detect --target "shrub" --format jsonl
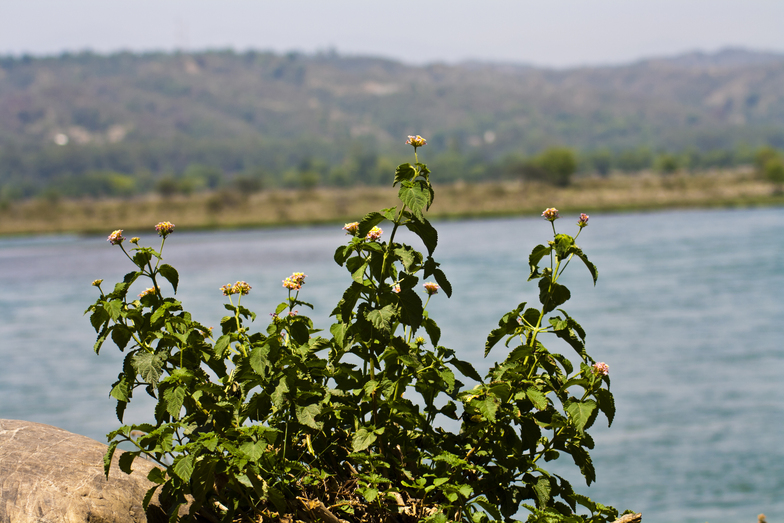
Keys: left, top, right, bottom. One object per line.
{"left": 88, "top": 138, "right": 629, "bottom": 523}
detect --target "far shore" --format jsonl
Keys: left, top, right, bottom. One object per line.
{"left": 1, "top": 169, "right": 781, "bottom": 237}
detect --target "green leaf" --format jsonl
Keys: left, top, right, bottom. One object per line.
{"left": 399, "top": 181, "right": 429, "bottom": 220}
{"left": 296, "top": 403, "right": 323, "bottom": 430}
{"left": 394, "top": 163, "right": 418, "bottom": 186}
{"left": 433, "top": 268, "right": 453, "bottom": 298}
{"left": 574, "top": 247, "right": 599, "bottom": 285}
{"left": 159, "top": 264, "right": 179, "bottom": 293}
{"left": 272, "top": 378, "right": 289, "bottom": 409}
{"left": 363, "top": 487, "right": 379, "bottom": 503}
{"left": 566, "top": 399, "right": 597, "bottom": 433}
{"left": 103, "top": 440, "right": 119, "bottom": 479}
{"left": 405, "top": 216, "right": 438, "bottom": 257}
{"left": 163, "top": 385, "right": 186, "bottom": 418}
{"left": 533, "top": 476, "right": 552, "bottom": 508}
{"left": 528, "top": 244, "right": 552, "bottom": 280}
{"left": 352, "top": 427, "right": 377, "bottom": 452}
{"left": 449, "top": 358, "right": 482, "bottom": 382}
{"left": 334, "top": 245, "right": 351, "bottom": 266}
{"left": 553, "top": 233, "right": 575, "bottom": 260}
{"left": 330, "top": 322, "right": 349, "bottom": 349}
{"left": 110, "top": 325, "right": 132, "bottom": 350}
{"left": 147, "top": 467, "right": 166, "bottom": 485}
{"left": 173, "top": 454, "right": 194, "bottom": 481}
{"left": 596, "top": 388, "right": 616, "bottom": 426}
{"left": 358, "top": 211, "right": 386, "bottom": 238}
{"left": 110, "top": 376, "right": 130, "bottom": 402}
{"left": 239, "top": 440, "right": 267, "bottom": 461}
{"left": 422, "top": 316, "right": 441, "bottom": 347}
{"left": 526, "top": 387, "right": 548, "bottom": 410}
{"left": 131, "top": 352, "right": 165, "bottom": 387}
{"left": 89, "top": 307, "right": 109, "bottom": 333}
{"left": 539, "top": 278, "right": 571, "bottom": 314}
{"left": 118, "top": 451, "right": 138, "bottom": 474}
{"left": 142, "top": 485, "right": 160, "bottom": 511}
{"left": 105, "top": 299, "right": 123, "bottom": 321}
{"left": 366, "top": 305, "right": 396, "bottom": 334}
{"left": 473, "top": 396, "right": 498, "bottom": 423}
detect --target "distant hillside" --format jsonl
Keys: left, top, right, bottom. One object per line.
{"left": 0, "top": 47, "right": 783, "bottom": 198}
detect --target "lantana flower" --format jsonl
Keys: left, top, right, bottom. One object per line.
{"left": 366, "top": 226, "right": 383, "bottom": 241}
{"left": 578, "top": 213, "right": 589, "bottom": 228}
{"left": 138, "top": 287, "right": 157, "bottom": 298}
{"left": 221, "top": 281, "right": 252, "bottom": 296}
{"left": 423, "top": 282, "right": 439, "bottom": 295}
{"left": 130, "top": 237, "right": 140, "bottom": 245}
{"left": 283, "top": 272, "right": 307, "bottom": 291}
{"left": 107, "top": 229, "right": 125, "bottom": 245}
{"left": 541, "top": 208, "right": 560, "bottom": 222}
{"left": 155, "top": 221, "right": 175, "bottom": 238}
{"left": 406, "top": 135, "right": 427, "bottom": 148}
{"left": 92, "top": 279, "right": 103, "bottom": 287}
{"left": 592, "top": 362, "right": 609, "bottom": 376}
{"left": 343, "top": 222, "right": 360, "bottom": 235}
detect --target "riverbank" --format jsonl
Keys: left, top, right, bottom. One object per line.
{"left": 0, "top": 168, "right": 781, "bottom": 236}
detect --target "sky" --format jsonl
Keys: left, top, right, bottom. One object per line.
{"left": 1, "top": 0, "right": 783, "bottom": 68}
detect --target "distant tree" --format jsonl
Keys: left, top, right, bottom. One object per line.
{"left": 656, "top": 153, "right": 680, "bottom": 174}
{"left": 588, "top": 149, "right": 613, "bottom": 177}
{"left": 155, "top": 176, "right": 179, "bottom": 198}
{"left": 535, "top": 147, "right": 578, "bottom": 187}
{"left": 754, "top": 146, "right": 781, "bottom": 174}
{"left": 763, "top": 157, "right": 784, "bottom": 184}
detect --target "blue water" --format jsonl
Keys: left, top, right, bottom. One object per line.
{"left": 0, "top": 207, "right": 781, "bottom": 522}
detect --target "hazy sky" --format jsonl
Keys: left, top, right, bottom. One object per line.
{"left": 1, "top": 0, "right": 782, "bottom": 68}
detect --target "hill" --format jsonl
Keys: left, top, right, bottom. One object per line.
{"left": 1, "top": 47, "right": 783, "bottom": 198}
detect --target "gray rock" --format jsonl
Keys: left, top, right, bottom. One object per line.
{"left": 0, "top": 419, "right": 167, "bottom": 523}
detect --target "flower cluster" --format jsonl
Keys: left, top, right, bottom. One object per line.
{"left": 541, "top": 208, "right": 560, "bottom": 222}
{"left": 406, "top": 135, "right": 427, "bottom": 148}
{"left": 342, "top": 222, "right": 359, "bottom": 235}
{"left": 92, "top": 279, "right": 103, "bottom": 287}
{"left": 107, "top": 230, "right": 125, "bottom": 245}
{"left": 130, "top": 237, "right": 140, "bottom": 245}
{"left": 282, "top": 272, "right": 307, "bottom": 291}
{"left": 366, "top": 226, "right": 383, "bottom": 241}
{"left": 423, "top": 282, "right": 439, "bottom": 295}
{"left": 578, "top": 213, "right": 590, "bottom": 228}
{"left": 221, "top": 281, "right": 252, "bottom": 296}
{"left": 155, "top": 221, "right": 175, "bottom": 238}
{"left": 138, "top": 287, "right": 156, "bottom": 298}
{"left": 592, "top": 362, "right": 609, "bottom": 376}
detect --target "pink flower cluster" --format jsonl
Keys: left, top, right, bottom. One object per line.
{"left": 406, "top": 135, "right": 427, "bottom": 148}
{"left": 155, "top": 221, "right": 175, "bottom": 238}
{"left": 578, "top": 213, "right": 589, "bottom": 228}
{"left": 343, "top": 222, "right": 359, "bottom": 235}
{"left": 282, "top": 272, "right": 307, "bottom": 291}
{"left": 592, "top": 362, "right": 609, "bottom": 376}
{"left": 423, "top": 282, "right": 439, "bottom": 295}
{"left": 541, "top": 208, "right": 560, "bottom": 222}
{"left": 366, "top": 226, "right": 383, "bottom": 241}
{"left": 107, "top": 229, "right": 125, "bottom": 245}
{"left": 221, "top": 281, "right": 252, "bottom": 296}
{"left": 138, "top": 287, "right": 157, "bottom": 298}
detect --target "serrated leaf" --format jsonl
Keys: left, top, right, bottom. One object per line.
{"left": 394, "top": 163, "right": 417, "bottom": 186}
{"left": 539, "top": 278, "right": 571, "bottom": 313}
{"left": 159, "top": 264, "right": 179, "bottom": 293}
{"left": 239, "top": 440, "right": 267, "bottom": 461}
{"left": 173, "top": 454, "right": 194, "bottom": 481}
{"left": 533, "top": 476, "right": 551, "bottom": 508}
{"left": 142, "top": 485, "right": 160, "bottom": 511}
{"left": 422, "top": 316, "right": 441, "bottom": 347}
{"left": 528, "top": 244, "right": 552, "bottom": 280}
{"left": 296, "top": 403, "right": 323, "bottom": 429}
{"left": 110, "top": 325, "right": 132, "bottom": 350}
{"left": 118, "top": 451, "right": 138, "bottom": 474}
{"left": 103, "top": 440, "right": 119, "bottom": 479}
{"left": 596, "top": 388, "right": 615, "bottom": 426}
{"left": 110, "top": 376, "right": 130, "bottom": 402}
{"left": 147, "top": 467, "right": 166, "bottom": 485}
{"left": 272, "top": 378, "right": 289, "bottom": 409}
{"left": 357, "top": 211, "right": 385, "bottom": 238}
{"left": 163, "top": 385, "right": 186, "bottom": 418}
{"left": 405, "top": 216, "right": 438, "bottom": 257}
{"left": 526, "top": 387, "right": 548, "bottom": 410}
{"left": 352, "top": 427, "right": 377, "bottom": 452}
{"left": 449, "top": 358, "right": 482, "bottom": 382}
{"left": 433, "top": 268, "right": 452, "bottom": 298}
{"left": 473, "top": 396, "right": 498, "bottom": 423}
{"left": 399, "top": 181, "right": 429, "bottom": 219}
{"left": 574, "top": 247, "right": 599, "bottom": 285}
{"left": 90, "top": 307, "right": 109, "bottom": 333}
{"left": 105, "top": 299, "right": 123, "bottom": 321}
{"left": 366, "top": 305, "right": 396, "bottom": 334}
{"left": 566, "top": 399, "right": 597, "bottom": 433}
{"left": 131, "top": 351, "right": 165, "bottom": 387}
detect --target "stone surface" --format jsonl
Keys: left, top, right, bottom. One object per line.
{"left": 0, "top": 419, "right": 164, "bottom": 523}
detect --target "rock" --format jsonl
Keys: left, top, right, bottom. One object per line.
{"left": 0, "top": 419, "right": 167, "bottom": 523}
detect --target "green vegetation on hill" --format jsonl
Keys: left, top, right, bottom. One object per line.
{"left": 1, "top": 48, "right": 783, "bottom": 201}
